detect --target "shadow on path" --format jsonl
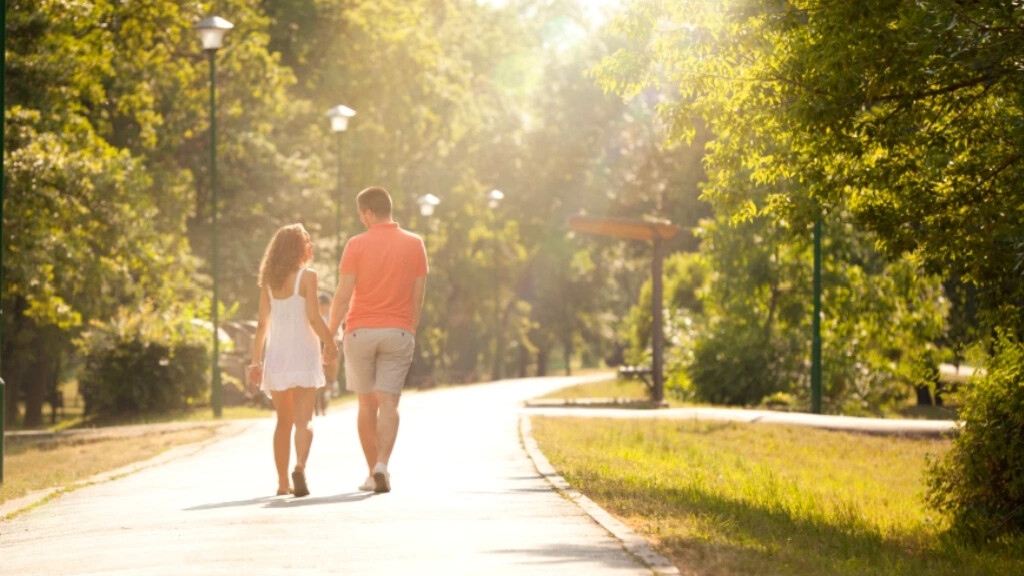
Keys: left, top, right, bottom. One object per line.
{"left": 488, "top": 543, "right": 635, "bottom": 567}
{"left": 185, "top": 491, "right": 374, "bottom": 511}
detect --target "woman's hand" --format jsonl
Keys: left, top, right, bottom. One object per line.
{"left": 247, "top": 363, "right": 264, "bottom": 386}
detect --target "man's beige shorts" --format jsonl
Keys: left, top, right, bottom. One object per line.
{"left": 343, "top": 328, "right": 415, "bottom": 395}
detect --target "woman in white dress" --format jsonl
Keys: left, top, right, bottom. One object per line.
{"left": 248, "top": 224, "right": 339, "bottom": 497}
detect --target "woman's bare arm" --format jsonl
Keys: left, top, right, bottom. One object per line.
{"left": 248, "top": 286, "right": 272, "bottom": 384}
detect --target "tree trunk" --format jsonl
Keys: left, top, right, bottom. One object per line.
{"left": 563, "top": 337, "right": 572, "bottom": 376}
{"left": 24, "top": 345, "right": 53, "bottom": 428}
{"left": 536, "top": 347, "right": 548, "bottom": 377}
{"left": 517, "top": 341, "right": 529, "bottom": 378}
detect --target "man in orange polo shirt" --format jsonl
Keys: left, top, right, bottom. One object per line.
{"left": 328, "top": 186, "right": 427, "bottom": 493}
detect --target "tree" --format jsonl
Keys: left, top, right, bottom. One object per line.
{"left": 596, "top": 0, "right": 1024, "bottom": 334}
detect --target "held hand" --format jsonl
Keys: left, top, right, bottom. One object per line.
{"left": 323, "top": 341, "right": 340, "bottom": 364}
{"left": 247, "top": 364, "right": 263, "bottom": 386}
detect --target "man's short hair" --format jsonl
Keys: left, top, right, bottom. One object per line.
{"left": 356, "top": 186, "right": 392, "bottom": 217}
{"left": 318, "top": 293, "right": 331, "bottom": 306}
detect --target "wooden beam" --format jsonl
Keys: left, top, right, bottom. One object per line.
{"left": 568, "top": 215, "right": 681, "bottom": 241}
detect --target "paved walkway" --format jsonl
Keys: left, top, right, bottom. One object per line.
{"left": 1, "top": 375, "right": 657, "bottom": 576}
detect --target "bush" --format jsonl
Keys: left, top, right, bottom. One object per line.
{"left": 77, "top": 305, "right": 210, "bottom": 416}
{"left": 926, "top": 332, "right": 1024, "bottom": 539}
{"left": 689, "top": 321, "right": 796, "bottom": 405}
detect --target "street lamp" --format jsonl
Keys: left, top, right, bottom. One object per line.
{"left": 486, "top": 188, "right": 504, "bottom": 210}
{"left": 417, "top": 193, "right": 440, "bottom": 218}
{"left": 326, "top": 105, "right": 356, "bottom": 286}
{"left": 487, "top": 189, "right": 504, "bottom": 381}
{"left": 194, "top": 15, "right": 233, "bottom": 418}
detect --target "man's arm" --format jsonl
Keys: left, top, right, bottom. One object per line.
{"left": 329, "top": 274, "right": 356, "bottom": 336}
{"left": 411, "top": 276, "right": 426, "bottom": 332}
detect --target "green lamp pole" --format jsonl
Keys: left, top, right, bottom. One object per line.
{"left": 326, "top": 105, "right": 355, "bottom": 286}
{"left": 811, "top": 207, "right": 823, "bottom": 414}
{"left": 194, "top": 16, "right": 233, "bottom": 418}
{"left": 1, "top": 0, "right": 7, "bottom": 483}
{"left": 486, "top": 189, "right": 504, "bottom": 381}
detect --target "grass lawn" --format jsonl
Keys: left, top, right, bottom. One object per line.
{"left": 540, "top": 377, "right": 661, "bottom": 401}
{"left": 1, "top": 427, "right": 217, "bottom": 507}
{"left": 531, "top": 417, "right": 1024, "bottom": 576}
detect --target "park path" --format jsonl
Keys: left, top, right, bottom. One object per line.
{"left": 1, "top": 374, "right": 657, "bottom": 576}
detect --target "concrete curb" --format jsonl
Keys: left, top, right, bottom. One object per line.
{"left": 0, "top": 420, "right": 254, "bottom": 521}
{"left": 519, "top": 414, "right": 680, "bottom": 576}
{"left": 524, "top": 406, "right": 958, "bottom": 438}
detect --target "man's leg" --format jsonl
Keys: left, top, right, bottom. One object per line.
{"left": 356, "top": 392, "right": 379, "bottom": 476}
{"left": 369, "top": 330, "right": 414, "bottom": 493}
{"left": 375, "top": 391, "right": 401, "bottom": 467}
{"left": 344, "top": 329, "right": 379, "bottom": 481}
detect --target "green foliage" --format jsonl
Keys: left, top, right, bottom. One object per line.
{"left": 927, "top": 333, "right": 1024, "bottom": 539}
{"left": 77, "top": 305, "right": 210, "bottom": 417}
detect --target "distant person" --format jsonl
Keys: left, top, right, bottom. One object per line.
{"left": 248, "top": 224, "right": 339, "bottom": 497}
{"left": 329, "top": 186, "right": 427, "bottom": 493}
{"left": 316, "top": 292, "right": 341, "bottom": 416}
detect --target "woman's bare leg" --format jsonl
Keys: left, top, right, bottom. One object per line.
{"left": 270, "top": 390, "right": 295, "bottom": 494}
{"left": 292, "top": 387, "right": 317, "bottom": 472}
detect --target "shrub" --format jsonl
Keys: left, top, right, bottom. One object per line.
{"left": 926, "top": 332, "right": 1024, "bottom": 539}
{"left": 689, "top": 321, "right": 796, "bottom": 405}
{"left": 77, "top": 305, "right": 210, "bottom": 416}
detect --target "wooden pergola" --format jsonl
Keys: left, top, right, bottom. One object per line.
{"left": 568, "top": 215, "right": 681, "bottom": 403}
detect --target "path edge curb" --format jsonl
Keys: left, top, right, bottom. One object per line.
{"left": 520, "top": 414, "right": 680, "bottom": 576}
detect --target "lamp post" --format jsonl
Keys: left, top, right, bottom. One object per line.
{"left": 811, "top": 208, "right": 822, "bottom": 413}
{"left": 1, "top": 0, "right": 7, "bottom": 483}
{"left": 486, "top": 189, "right": 504, "bottom": 381}
{"left": 326, "top": 105, "right": 355, "bottom": 285}
{"left": 194, "top": 15, "right": 233, "bottom": 418}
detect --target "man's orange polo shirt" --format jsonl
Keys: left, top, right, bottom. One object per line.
{"left": 339, "top": 222, "right": 428, "bottom": 334}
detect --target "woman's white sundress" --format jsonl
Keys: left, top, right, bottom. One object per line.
{"left": 260, "top": 268, "right": 326, "bottom": 395}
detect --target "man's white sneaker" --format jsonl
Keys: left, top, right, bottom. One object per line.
{"left": 373, "top": 465, "right": 391, "bottom": 493}
{"left": 358, "top": 476, "right": 375, "bottom": 491}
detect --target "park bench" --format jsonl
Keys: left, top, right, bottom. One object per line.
{"left": 618, "top": 365, "right": 654, "bottom": 394}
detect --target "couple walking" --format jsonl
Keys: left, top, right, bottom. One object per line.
{"left": 247, "top": 186, "right": 427, "bottom": 497}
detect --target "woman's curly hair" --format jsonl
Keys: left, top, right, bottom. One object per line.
{"left": 258, "top": 224, "right": 310, "bottom": 290}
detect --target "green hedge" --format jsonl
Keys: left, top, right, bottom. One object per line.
{"left": 927, "top": 332, "right": 1024, "bottom": 539}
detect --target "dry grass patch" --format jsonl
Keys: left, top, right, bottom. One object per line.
{"left": 1, "top": 427, "right": 216, "bottom": 506}
{"left": 531, "top": 417, "right": 1024, "bottom": 576}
